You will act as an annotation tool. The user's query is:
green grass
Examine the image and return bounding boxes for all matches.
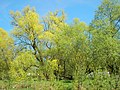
[0,80,74,90]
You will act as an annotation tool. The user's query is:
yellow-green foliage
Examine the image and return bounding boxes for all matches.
[48,59,58,70]
[37,59,58,81]
[10,6,43,41]
[0,28,14,79]
[9,52,36,81]
[0,0,120,89]
[0,28,13,49]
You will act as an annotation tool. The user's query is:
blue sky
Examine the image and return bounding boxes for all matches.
[0,0,102,32]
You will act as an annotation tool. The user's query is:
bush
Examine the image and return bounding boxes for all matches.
[82,70,120,90]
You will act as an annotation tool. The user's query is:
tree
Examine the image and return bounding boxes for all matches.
[10,6,67,80]
[89,0,120,88]
[46,18,89,81]
[90,0,120,74]
[10,7,66,66]
[10,6,44,65]
[91,0,120,38]
[0,28,14,80]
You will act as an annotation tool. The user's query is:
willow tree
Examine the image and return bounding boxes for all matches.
[10,6,67,80]
[45,18,89,81]
[90,0,120,74]
[91,0,120,37]
[0,28,14,80]
[10,6,45,65]
[10,6,66,65]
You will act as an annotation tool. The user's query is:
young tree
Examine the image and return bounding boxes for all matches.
[9,51,37,81]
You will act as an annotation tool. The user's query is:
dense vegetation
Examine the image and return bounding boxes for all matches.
[0,0,120,89]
